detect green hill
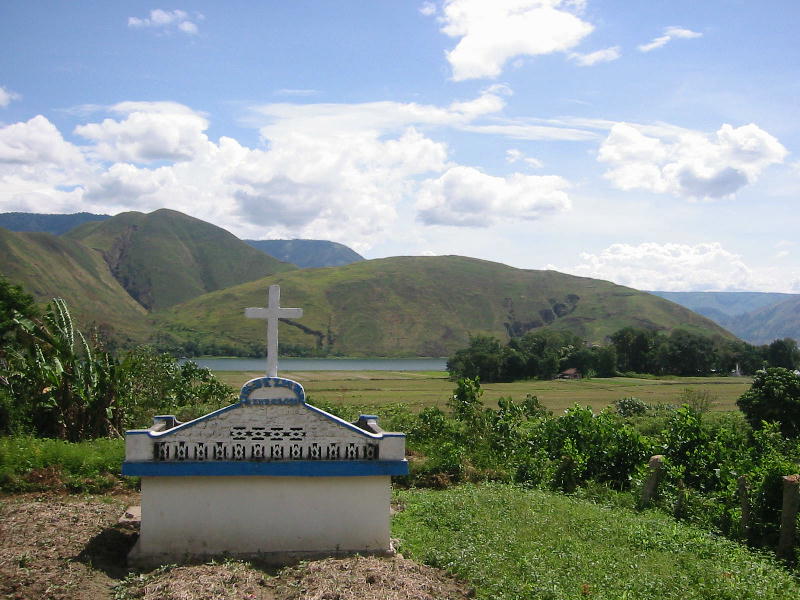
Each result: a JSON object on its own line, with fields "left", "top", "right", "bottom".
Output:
{"left": 65, "top": 209, "right": 296, "bottom": 311}
{"left": 155, "top": 255, "right": 735, "bottom": 357}
{"left": 0, "top": 228, "right": 151, "bottom": 344}
{"left": 244, "top": 239, "right": 364, "bottom": 268}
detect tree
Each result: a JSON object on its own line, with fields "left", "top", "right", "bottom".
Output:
{"left": 0, "top": 276, "right": 37, "bottom": 340}
{"left": 766, "top": 338, "right": 799, "bottom": 370}
{"left": 610, "top": 327, "right": 657, "bottom": 373}
{"left": 447, "top": 335, "right": 505, "bottom": 382}
{"left": 737, "top": 367, "right": 800, "bottom": 437}
{"left": 655, "top": 329, "right": 716, "bottom": 376}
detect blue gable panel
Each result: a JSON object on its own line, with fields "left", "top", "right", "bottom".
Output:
{"left": 122, "top": 459, "right": 409, "bottom": 477}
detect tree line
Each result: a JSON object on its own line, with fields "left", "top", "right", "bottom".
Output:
{"left": 447, "top": 327, "right": 800, "bottom": 382}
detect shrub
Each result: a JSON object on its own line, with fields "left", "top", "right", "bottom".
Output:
{"left": 737, "top": 367, "right": 800, "bottom": 437}
{"left": 615, "top": 396, "right": 648, "bottom": 417}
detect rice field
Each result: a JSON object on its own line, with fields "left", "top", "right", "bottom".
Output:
{"left": 213, "top": 370, "right": 753, "bottom": 413}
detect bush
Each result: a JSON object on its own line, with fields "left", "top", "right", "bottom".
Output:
{"left": 737, "top": 367, "right": 800, "bottom": 437}
{"left": 615, "top": 396, "right": 648, "bottom": 417}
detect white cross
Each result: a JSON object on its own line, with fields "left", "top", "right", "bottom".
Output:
{"left": 245, "top": 285, "right": 303, "bottom": 377}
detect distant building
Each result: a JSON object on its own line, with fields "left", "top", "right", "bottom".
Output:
{"left": 558, "top": 368, "right": 581, "bottom": 380}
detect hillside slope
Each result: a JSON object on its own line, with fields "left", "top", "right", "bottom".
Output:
{"left": 155, "top": 255, "right": 735, "bottom": 357}
{"left": 723, "top": 296, "right": 800, "bottom": 344}
{"left": 0, "top": 228, "right": 151, "bottom": 343}
{"left": 65, "top": 209, "right": 296, "bottom": 310}
{"left": 244, "top": 239, "right": 364, "bottom": 268}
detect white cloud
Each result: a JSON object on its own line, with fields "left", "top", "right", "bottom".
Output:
{"left": 0, "top": 92, "right": 581, "bottom": 249}
{"left": 598, "top": 122, "right": 787, "bottom": 199}
{"left": 420, "top": 2, "right": 437, "bottom": 16}
{"left": 74, "top": 102, "right": 211, "bottom": 163}
{"left": 128, "top": 9, "right": 200, "bottom": 34}
{"left": 0, "top": 115, "right": 84, "bottom": 166}
{"left": 569, "top": 46, "right": 621, "bottom": 66}
{"left": 416, "top": 166, "right": 571, "bottom": 227}
{"left": 250, "top": 87, "right": 597, "bottom": 143}
{"left": 506, "top": 148, "right": 544, "bottom": 168}
{"left": 557, "top": 242, "right": 759, "bottom": 291}
{"left": 638, "top": 26, "right": 702, "bottom": 52}
{"left": 251, "top": 87, "right": 509, "bottom": 137}
{"left": 438, "top": 0, "right": 594, "bottom": 80}
{"left": 0, "top": 86, "right": 21, "bottom": 108}
{"left": 462, "top": 122, "right": 598, "bottom": 141}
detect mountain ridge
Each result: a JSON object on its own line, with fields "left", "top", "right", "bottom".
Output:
{"left": 64, "top": 209, "right": 296, "bottom": 310}
{"left": 154, "top": 255, "right": 736, "bottom": 357}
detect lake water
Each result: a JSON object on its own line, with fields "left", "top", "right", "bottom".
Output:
{"left": 184, "top": 357, "right": 447, "bottom": 372}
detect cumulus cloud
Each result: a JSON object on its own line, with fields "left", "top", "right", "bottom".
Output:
{"left": 638, "top": 26, "right": 702, "bottom": 52}
{"left": 415, "top": 166, "right": 571, "bottom": 227}
{"left": 74, "top": 102, "right": 211, "bottom": 163}
{"left": 557, "top": 242, "right": 758, "bottom": 291}
{"left": 0, "top": 86, "right": 21, "bottom": 108}
{"left": 598, "top": 122, "right": 787, "bottom": 199}
{"left": 437, "top": 0, "right": 594, "bottom": 80}
{"left": 0, "top": 115, "right": 84, "bottom": 166}
{"left": 0, "top": 90, "right": 582, "bottom": 248}
{"left": 128, "top": 9, "right": 201, "bottom": 34}
{"left": 569, "top": 46, "right": 621, "bottom": 66}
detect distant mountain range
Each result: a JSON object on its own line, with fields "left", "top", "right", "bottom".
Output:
{"left": 0, "top": 211, "right": 364, "bottom": 271}
{"left": 244, "top": 239, "right": 364, "bottom": 268}
{"left": 0, "top": 212, "right": 111, "bottom": 235}
{"left": 650, "top": 291, "right": 800, "bottom": 345}
{"left": 0, "top": 208, "right": 776, "bottom": 356}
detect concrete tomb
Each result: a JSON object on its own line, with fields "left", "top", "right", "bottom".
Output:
{"left": 122, "top": 285, "right": 408, "bottom": 566}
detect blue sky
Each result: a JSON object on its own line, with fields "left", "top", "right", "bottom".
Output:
{"left": 1, "top": 1, "right": 798, "bottom": 292}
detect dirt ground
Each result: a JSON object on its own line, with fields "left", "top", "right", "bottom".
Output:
{"left": 0, "top": 491, "right": 471, "bottom": 600}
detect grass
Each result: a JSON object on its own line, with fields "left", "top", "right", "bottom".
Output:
{"left": 393, "top": 483, "right": 800, "bottom": 600}
{"left": 214, "top": 370, "right": 753, "bottom": 413}
{"left": 0, "top": 435, "right": 126, "bottom": 492}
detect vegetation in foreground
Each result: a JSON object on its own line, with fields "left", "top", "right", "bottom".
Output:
{"left": 394, "top": 483, "right": 800, "bottom": 600}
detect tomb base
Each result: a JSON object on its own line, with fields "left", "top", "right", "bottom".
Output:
{"left": 129, "top": 475, "right": 393, "bottom": 567}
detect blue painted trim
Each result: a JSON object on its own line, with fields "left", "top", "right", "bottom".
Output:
{"left": 122, "top": 460, "right": 409, "bottom": 477}
{"left": 239, "top": 377, "right": 305, "bottom": 403}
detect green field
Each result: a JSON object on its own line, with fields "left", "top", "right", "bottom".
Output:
{"left": 394, "top": 484, "right": 800, "bottom": 600}
{"left": 214, "top": 370, "right": 753, "bottom": 413}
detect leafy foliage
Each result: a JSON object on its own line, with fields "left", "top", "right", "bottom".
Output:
{"left": 0, "top": 298, "right": 233, "bottom": 440}
{"left": 738, "top": 367, "right": 800, "bottom": 437}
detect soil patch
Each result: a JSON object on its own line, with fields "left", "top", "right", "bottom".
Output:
{"left": 0, "top": 492, "right": 138, "bottom": 599}
{"left": 119, "top": 556, "right": 471, "bottom": 600}
{"left": 1, "top": 493, "right": 471, "bottom": 600}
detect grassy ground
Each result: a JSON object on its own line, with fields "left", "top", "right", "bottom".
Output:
{"left": 214, "top": 370, "right": 752, "bottom": 413}
{"left": 393, "top": 483, "right": 800, "bottom": 600}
